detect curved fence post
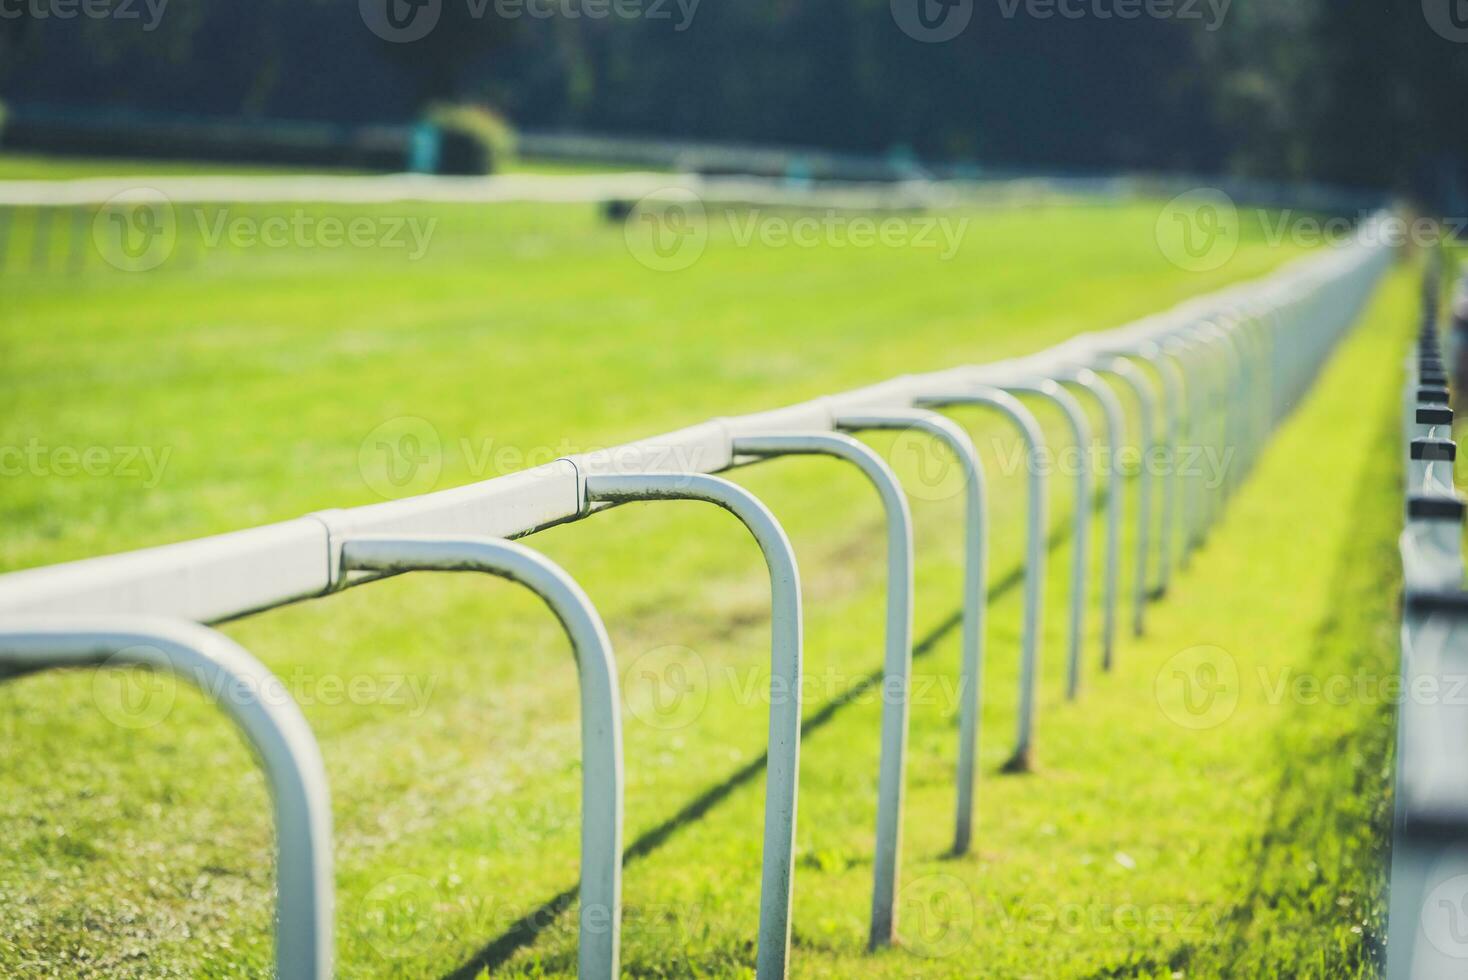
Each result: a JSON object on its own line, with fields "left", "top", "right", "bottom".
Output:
{"left": 1233, "top": 313, "right": 1272, "bottom": 478}
{"left": 1005, "top": 380, "right": 1092, "bottom": 700}
{"left": 1227, "top": 312, "right": 1265, "bottom": 482}
{"left": 830, "top": 410, "right": 988, "bottom": 858}
{"left": 1163, "top": 333, "right": 1213, "bottom": 557}
{"left": 1093, "top": 358, "right": 1158, "bottom": 636}
{"left": 1060, "top": 369, "right": 1125, "bottom": 672}
{"left": 1159, "top": 339, "right": 1196, "bottom": 572}
{"left": 1121, "top": 343, "right": 1184, "bottom": 596}
{"left": 728, "top": 431, "right": 913, "bottom": 951}
{"left": 1191, "top": 322, "right": 1236, "bottom": 536}
{"left": 1168, "top": 328, "right": 1218, "bottom": 546}
{"left": 336, "top": 535, "right": 623, "bottom": 980}
{"left": 1203, "top": 313, "right": 1250, "bottom": 491}
{"left": 0, "top": 616, "right": 334, "bottom": 980}
{"left": 914, "top": 387, "right": 1047, "bottom": 773}
{"left": 1190, "top": 321, "right": 1243, "bottom": 530}
{"left": 581, "top": 472, "right": 801, "bottom": 980}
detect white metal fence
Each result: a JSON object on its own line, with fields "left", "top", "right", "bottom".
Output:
{"left": 1386, "top": 262, "right": 1468, "bottom": 980}
{"left": 0, "top": 215, "right": 1395, "bottom": 979}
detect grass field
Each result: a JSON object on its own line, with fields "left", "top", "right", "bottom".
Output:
{"left": 0, "top": 183, "right": 1412, "bottom": 978}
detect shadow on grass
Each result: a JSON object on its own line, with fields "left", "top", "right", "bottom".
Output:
{"left": 1078, "top": 403, "right": 1402, "bottom": 979}
{"left": 443, "top": 497, "right": 1107, "bottom": 978}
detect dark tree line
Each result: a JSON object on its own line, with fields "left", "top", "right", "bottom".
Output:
{"left": 1, "top": 0, "right": 1465, "bottom": 197}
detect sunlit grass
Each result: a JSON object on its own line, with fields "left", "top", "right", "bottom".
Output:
{"left": 0, "top": 196, "right": 1406, "bottom": 977}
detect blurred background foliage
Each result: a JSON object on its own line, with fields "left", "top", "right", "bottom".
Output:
{"left": 0, "top": 0, "right": 1464, "bottom": 195}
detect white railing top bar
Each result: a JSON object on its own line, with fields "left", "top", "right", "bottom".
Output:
{"left": 0, "top": 518, "right": 333, "bottom": 624}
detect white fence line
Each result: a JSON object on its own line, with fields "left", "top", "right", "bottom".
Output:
{"left": 1386, "top": 265, "right": 1468, "bottom": 980}
{"left": 0, "top": 217, "right": 1395, "bottom": 979}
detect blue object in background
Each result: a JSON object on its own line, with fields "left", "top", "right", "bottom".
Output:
{"left": 783, "top": 157, "right": 813, "bottom": 189}
{"left": 409, "top": 122, "right": 441, "bottom": 174}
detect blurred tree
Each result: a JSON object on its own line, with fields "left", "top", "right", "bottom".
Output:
{"left": 374, "top": 0, "right": 520, "bottom": 104}
{"left": 1202, "top": 0, "right": 1468, "bottom": 200}
{"left": 0, "top": 0, "right": 1463, "bottom": 199}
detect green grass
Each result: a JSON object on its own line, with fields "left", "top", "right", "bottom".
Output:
{"left": 0, "top": 194, "right": 1410, "bottom": 977}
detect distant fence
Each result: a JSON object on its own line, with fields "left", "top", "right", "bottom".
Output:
{"left": 0, "top": 173, "right": 964, "bottom": 278}
{"left": 0, "top": 102, "right": 1388, "bottom": 215}
{"left": 0, "top": 216, "right": 1394, "bottom": 978}
{"left": 1386, "top": 260, "right": 1468, "bottom": 980}
{"left": 0, "top": 166, "right": 1396, "bottom": 283}
{"left": 519, "top": 129, "right": 1387, "bottom": 212}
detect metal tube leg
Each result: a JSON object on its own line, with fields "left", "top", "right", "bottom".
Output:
{"left": 1171, "top": 331, "right": 1216, "bottom": 547}
{"left": 1213, "top": 318, "right": 1252, "bottom": 500}
{"left": 831, "top": 411, "right": 988, "bottom": 859}
{"left": 1226, "top": 316, "right": 1265, "bottom": 478}
{"left": 1131, "top": 345, "right": 1184, "bottom": 596}
{"left": 30, "top": 204, "right": 52, "bottom": 273}
{"left": 1063, "top": 372, "right": 1125, "bottom": 670}
{"left": 337, "top": 536, "right": 624, "bottom": 980}
{"left": 915, "top": 389, "right": 1048, "bottom": 773}
{"left": 0, "top": 206, "right": 13, "bottom": 275}
{"left": 1096, "top": 359, "right": 1159, "bottom": 636}
{"left": 582, "top": 472, "right": 802, "bottom": 980}
{"left": 1194, "top": 322, "right": 1242, "bottom": 526}
{"left": 0, "top": 616, "right": 334, "bottom": 980}
{"left": 1006, "top": 382, "right": 1091, "bottom": 701}
{"left": 1186, "top": 334, "right": 1226, "bottom": 549}
{"left": 1250, "top": 315, "right": 1279, "bottom": 439}
{"left": 729, "top": 431, "right": 913, "bottom": 951}
{"left": 1239, "top": 316, "right": 1270, "bottom": 473}
{"left": 1165, "top": 337, "right": 1204, "bottom": 558}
